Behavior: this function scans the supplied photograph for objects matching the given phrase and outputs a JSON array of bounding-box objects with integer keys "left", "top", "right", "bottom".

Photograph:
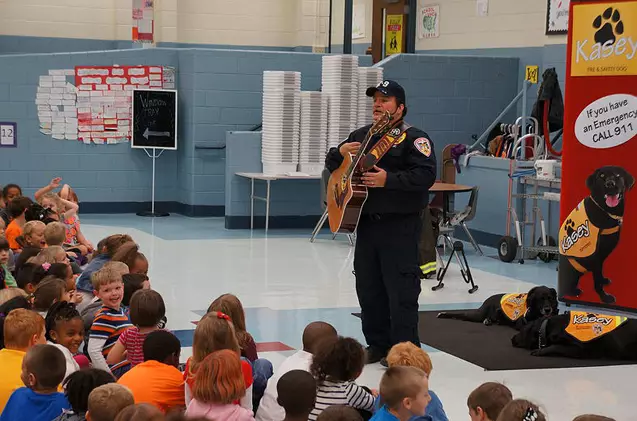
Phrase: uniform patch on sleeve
[{"left": 414, "top": 137, "right": 432, "bottom": 157}]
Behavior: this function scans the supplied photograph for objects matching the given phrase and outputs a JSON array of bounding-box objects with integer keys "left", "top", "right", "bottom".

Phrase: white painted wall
[
  {"left": 0, "top": 0, "right": 127, "bottom": 40},
  {"left": 416, "top": 0, "right": 567, "bottom": 51}
]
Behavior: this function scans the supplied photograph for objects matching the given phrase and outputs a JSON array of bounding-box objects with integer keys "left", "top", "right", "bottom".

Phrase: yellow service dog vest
[
  {"left": 500, "top": 293, "right": 527, "bottom": 321},
  {"left": 559, "top": 199, "right": 620, "bottom": 272},
  {"left": 564, "top": 311, "right": 627, "bottom": 342}
]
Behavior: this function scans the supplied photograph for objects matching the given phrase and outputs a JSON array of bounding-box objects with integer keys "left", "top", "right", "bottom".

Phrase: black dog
[
  {"left": 559, "top": 166, "right": 634, "bottom": 304},
  {"left": 437, "top": 286, "right": 558, "bottom": 329},
  {"left": 511, "top": 312, "right": 637, "bottom": 360}
]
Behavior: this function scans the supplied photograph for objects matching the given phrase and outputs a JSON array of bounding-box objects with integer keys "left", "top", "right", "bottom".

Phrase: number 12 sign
[{"left": 0, "top": 122, "right": 17, "bottom": 148}]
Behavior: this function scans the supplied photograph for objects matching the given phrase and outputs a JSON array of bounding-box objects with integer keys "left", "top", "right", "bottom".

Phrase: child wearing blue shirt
[
  {"left": 373, "top": 343, "right": 447, "bottom": 421},
  {"left": 371, "top": 366, "right": 430, "bottom": 421},
  {"left": 0, "top": 344, "right": 70, "bottom": 421}
]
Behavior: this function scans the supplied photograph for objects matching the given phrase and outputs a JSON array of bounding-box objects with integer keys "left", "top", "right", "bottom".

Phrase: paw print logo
[
  {"left": 565, "top": 219, "right": 576, "bottom": 236},
  {"left": 592, "top": 323, "right": 604, "bottom": 336},
  {"left": 593, "top": 7, "right": 624, "bottom": 45}
]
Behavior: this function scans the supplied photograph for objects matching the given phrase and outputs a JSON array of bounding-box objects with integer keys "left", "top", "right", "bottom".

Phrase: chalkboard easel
[{"left": 131, "top": 89, "right": 178, "bottom": 217}]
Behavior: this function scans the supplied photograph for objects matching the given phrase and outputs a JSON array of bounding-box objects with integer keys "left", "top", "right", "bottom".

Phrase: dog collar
[
  {"left": 589, "top": 196, "right": 624, "bottom": 224},
  {"left": 538, "top": 318, "right": 549, "bottom": 349}
]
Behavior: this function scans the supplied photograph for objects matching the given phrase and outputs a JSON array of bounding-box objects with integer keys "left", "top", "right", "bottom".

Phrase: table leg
[
  {"left": 250, "top": 178, "right": 255, "bottom": 231},
  {"left": 443, "top": 192, "right": 449, "bottom": 221},
  {"left": 265, "top": 180, "right": 271, "bottom": 234}
]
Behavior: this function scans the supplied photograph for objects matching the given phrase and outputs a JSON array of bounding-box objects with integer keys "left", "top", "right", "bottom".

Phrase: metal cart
[{"left": 497, "top": 161, "right": 561, "bottom": 264}]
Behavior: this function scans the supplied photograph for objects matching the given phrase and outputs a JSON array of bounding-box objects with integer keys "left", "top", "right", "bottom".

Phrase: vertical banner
[
  {"left": 559, "top": 0, "right": 637, "bottom": 311},
  {"left": 133, "top": 0, "right": 154, "bottom": 43},
  {"left": 418, "top": 5, "right": 440, "bottom": 39},
  {"left": 385, "top": 15, "right": 403, "bottom": 55}
]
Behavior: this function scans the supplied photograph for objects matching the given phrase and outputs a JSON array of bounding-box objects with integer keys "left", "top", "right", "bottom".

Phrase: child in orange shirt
[
  {"left": 5, "top": 197, "right": 33, "bottom": 252},
  {"left": 117, "top": 330, "right": 185, "bottom": 413}
]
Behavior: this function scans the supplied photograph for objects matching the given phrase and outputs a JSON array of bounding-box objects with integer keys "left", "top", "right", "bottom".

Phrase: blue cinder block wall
[{"left": 379, "top": 54, "right": 520, "bottom": 160}]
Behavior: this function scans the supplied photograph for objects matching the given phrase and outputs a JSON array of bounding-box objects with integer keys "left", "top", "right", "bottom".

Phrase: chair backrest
[
  {"left": 320, "top": 168, "right": 330, "bottom": 209},
  {"left": 441, "top": 144, "right": 458, "bottom": 184},
  {"left": 464, "top": 186, "right": 479, "bottom": 222}
]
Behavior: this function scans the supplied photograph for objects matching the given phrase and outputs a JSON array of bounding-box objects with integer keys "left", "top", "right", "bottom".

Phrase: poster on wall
[
  {"left": 559, "top": 0, "right": 637, "bottom": 312},
  {"left": 418, "top": 5, "right": 440, "bottom": 39},
  {"left": 385, "top": 15, "right": 403, "bottom": 55},
  {"left": 352, "top": 4, "right": 366, "bottom": 39},
  {"left": 133, "top": 0, "right": 154, "bottom": 43},
  {"left": 546, "top": 0, "right": 570, "bottom": 34}
]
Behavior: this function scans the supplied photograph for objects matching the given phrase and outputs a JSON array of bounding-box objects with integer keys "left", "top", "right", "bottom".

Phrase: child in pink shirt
[{"left": 186, "top": 349, "right": 255, "bottom": 421}]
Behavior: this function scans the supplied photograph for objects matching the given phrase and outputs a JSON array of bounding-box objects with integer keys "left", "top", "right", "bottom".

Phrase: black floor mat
[{"left": 353, "top": 311, "right": 636, "bottom": 371}]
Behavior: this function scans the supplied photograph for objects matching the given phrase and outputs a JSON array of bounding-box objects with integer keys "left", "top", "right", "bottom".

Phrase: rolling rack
[{"left": 497, "top": 156, "right": 561, "bottom": 264}]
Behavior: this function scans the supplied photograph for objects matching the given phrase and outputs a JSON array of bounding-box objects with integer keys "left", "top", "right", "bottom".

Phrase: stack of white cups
[
  {"left": 261, "top": 71, "right": 301, "bottom": 175},
  {"left": 298, "top": 91, "right": 328, "bottom": 175},
  {"left": 357, "top": 67, "right": 384, "bottom": 127},
  {"left": 322, "top": 55, "right": 359, "bottom": 153}
]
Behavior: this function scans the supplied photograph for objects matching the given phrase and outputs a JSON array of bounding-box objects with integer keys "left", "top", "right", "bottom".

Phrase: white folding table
[{"left": 235, "top": 172, "right": 321, "bottom": 233}]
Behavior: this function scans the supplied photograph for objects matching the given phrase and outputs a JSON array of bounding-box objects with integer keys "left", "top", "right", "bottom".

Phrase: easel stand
[
  {"left": 137, "top": 147, "right": 170, "bottom": 217},
  {"left": 432, "top": 241, "right": 478, "bottom": 294}
]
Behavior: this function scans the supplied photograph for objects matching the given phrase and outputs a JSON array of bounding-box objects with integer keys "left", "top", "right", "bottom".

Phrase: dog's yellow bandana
[
  {"left": 499, "top": 293, "right": 528, "bottom": 321},
  {"left": 565, "top": 311, "right": 627, "bottom": 342}
]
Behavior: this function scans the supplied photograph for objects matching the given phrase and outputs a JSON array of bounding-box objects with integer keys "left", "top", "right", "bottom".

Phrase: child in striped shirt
[
  {"left": 309, "top": 336, "right": 377, "bottom": 421},
  {"left": 87, "top": 262, "right": 133, "bottom": 377}
]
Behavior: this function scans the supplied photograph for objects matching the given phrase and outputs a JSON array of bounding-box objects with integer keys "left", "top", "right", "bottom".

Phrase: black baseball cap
[{"left": 365, "top": 80, "right": 406, "bottom": 104}]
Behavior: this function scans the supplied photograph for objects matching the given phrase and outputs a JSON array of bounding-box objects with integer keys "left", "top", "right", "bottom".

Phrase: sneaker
[
  {"left": 380, "top": 357, "right": 388, "bottom": 368},
  {"left": 365, "top": 347, "right": 386, "bottom": 365}
]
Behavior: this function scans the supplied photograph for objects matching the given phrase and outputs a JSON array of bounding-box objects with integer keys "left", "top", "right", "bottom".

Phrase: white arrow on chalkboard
[{"left": 143, "top": 128, "right": 170, "bottom": 139}]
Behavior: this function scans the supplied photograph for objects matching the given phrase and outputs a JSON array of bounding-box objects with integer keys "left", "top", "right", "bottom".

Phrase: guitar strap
[{"left": 360, "top": 121, "right": 411, "bottom": 171}]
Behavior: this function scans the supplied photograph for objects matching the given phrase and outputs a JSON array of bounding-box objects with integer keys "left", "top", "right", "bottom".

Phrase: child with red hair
[{"left": 186, "top": 349, "right": 255, "bottom": 421}]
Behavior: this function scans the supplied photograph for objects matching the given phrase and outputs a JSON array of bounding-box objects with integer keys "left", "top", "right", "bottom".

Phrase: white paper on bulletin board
[
  {"left": 418, "top": 4, "right": 439, "bottom": 39},
  {"left": 476, "top": 0, "right": 488, "bottom": 17},
  {"left": 352, "top": 4, "right": 366, "bottom": 39}
]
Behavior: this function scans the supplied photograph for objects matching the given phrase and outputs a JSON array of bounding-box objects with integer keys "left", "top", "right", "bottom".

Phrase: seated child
[
  {"left": 31, "top": 277, "right": 73, "bottom": 318},
  {"left": 370, "top": 367, "right": 429, "bottom": 421},
  {"left": 208, "top": 293, "right": 272, "bottom": 409},
  {"left": 185, "top": 311, "right": 254, "bottom": 410},
  {"left": 495, "top": 399, "right": 546, "bottom": 421},
  {"left": 46, "top": 221, "right": 80, "bottom": 259},
  {"left": 54, "top": 368, "right": 116, "bottom": 421},
  {"left": 0, "top": 295, "right": 33, "bottom": 348},
  {"left": 0, "top": 237, "right": 16, "bottom": 288},
  {"left": 277, "top": 370, "right": 316, "bottom": 421},
  {"left": 117, "top": 330, "right": 185, "bottom": 413},
  {"left": 23, "top": 220, "right": 47, "bottom": 250},
  {"left": 121, "top": 273, "right": 150, "bottom": 311},
  {"left": 0, "top": 344, "right": 70, "bottom": 421},
  {"left": 467, "top": 382, "right": 513, "bottom": 421},
  {"left": 75, "top": 234, "right": 133, "bottom": 307},
  {"left": 186, "top": 349, "right": 255, "bottom": 421},
  {"left": 58, "top": 183, "right": 94, "bottom": 256},
  {"left": 87, "top": 263, "right": 133, "bottom": 377},
  {"left": 376, "top": 342, "right": 447, "bottom": 421},
  {"left": 81, "top": 261, "right": 130, "bottom": 333},
  {"left": 0, "top": 308, "right": 46, "bottom": 412},
  {"left": 208, "top": 294, "right": 258, "bottom": 361},
  {"left": 112, "top": 242, "right": 148, "bottom": 275},
  {"left": 4, "top": 196, "right": 32, "bottom": 252},
  {"left": 257, "top": 321, "right": 337, "bottom": 421},
  {"left": 0, "top": 184, "right": 22, "bottom": 226},
  {"left": 107, "top": 289, "right": 165, "bottom": 368},
  {"left": 318, "top": 406, "right": 364, "bottom": 421},
  {"left": 113, "top": 403, "right": 164, "bottom": 421},
  {"left": 85, "top": 384, "right": 135, "bottom": 421},
  {"left": 309, "top": 336, "right": 376, "bottom": 421},
  {"left": 45, "top": 301, "right": 84, "bottom": 381}
]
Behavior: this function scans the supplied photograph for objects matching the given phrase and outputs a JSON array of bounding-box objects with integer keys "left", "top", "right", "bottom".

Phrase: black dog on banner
[
  {"left": 559, "top": 166, "right": 634, "bottom": 304},
  {"left": 437, "top": 286, "right": 558, "bottom": 329},
  {"left": 511, "top": 311, "right": 637, "bottom": 360}
]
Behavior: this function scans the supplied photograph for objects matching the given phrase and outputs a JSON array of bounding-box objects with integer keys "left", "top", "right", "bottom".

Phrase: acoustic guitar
[{"left": 327, "top": 111, "right": 393, "bottom": 233}]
